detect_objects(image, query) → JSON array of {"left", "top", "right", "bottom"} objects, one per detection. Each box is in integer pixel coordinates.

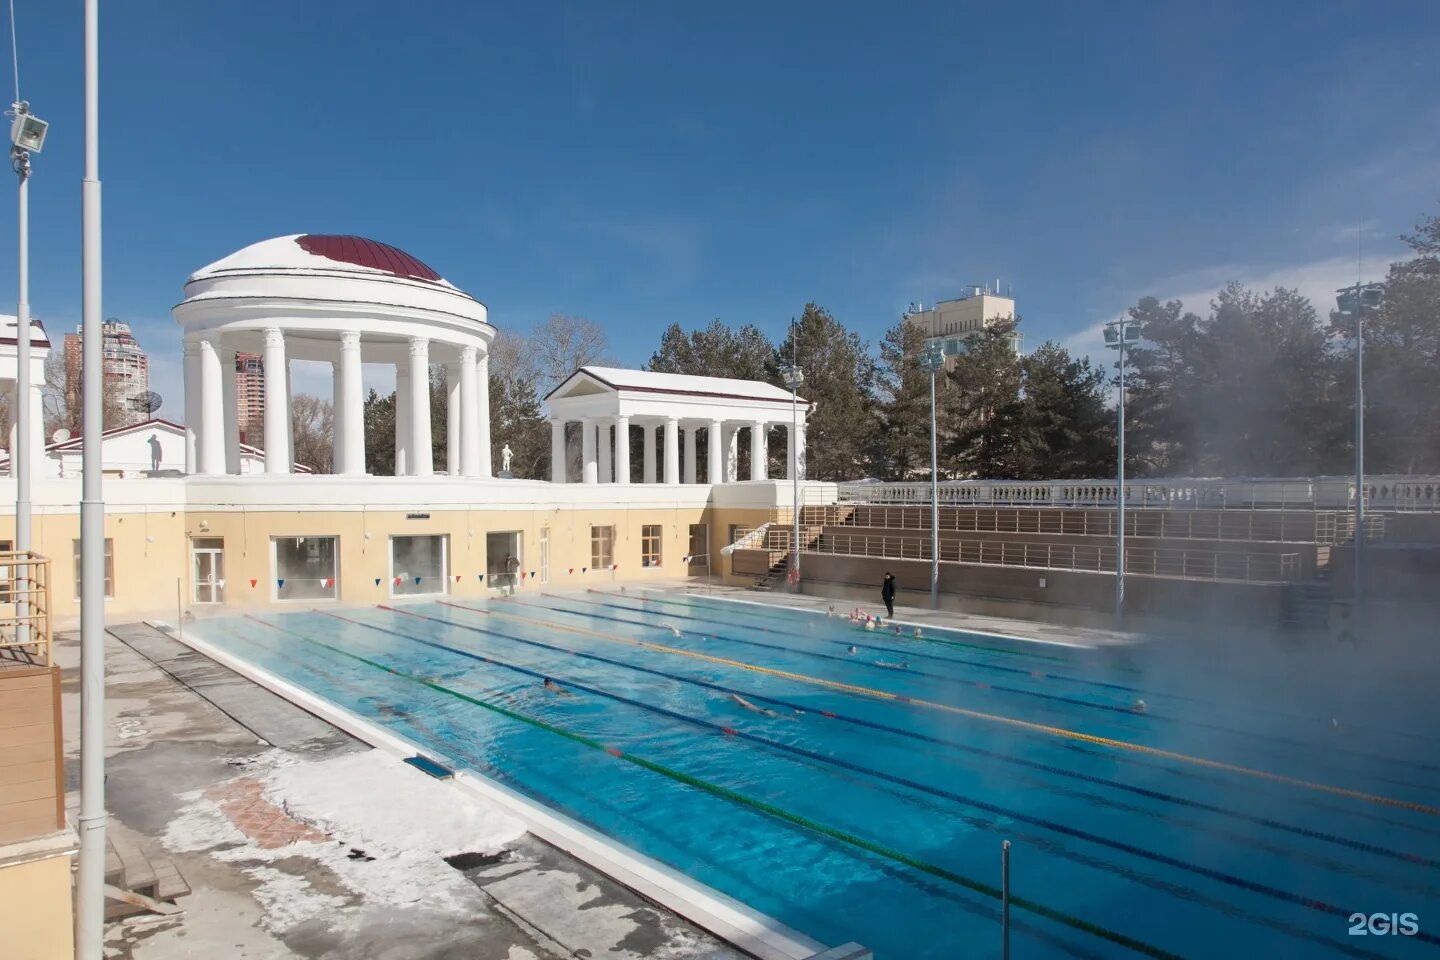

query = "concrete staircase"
[{"left": 104, "top": 830, "right": 190, "bottom": 919}]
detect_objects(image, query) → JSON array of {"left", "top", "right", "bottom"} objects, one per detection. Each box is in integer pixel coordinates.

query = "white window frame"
[
  {"left": 388, "top": 534, "right": 449, "bottom": 599},
  {"left": 72, "top": 538, "right": 115, "bottom": 600},
  {"left": 641, "top": 525, "right": 662, "bottom": 568},
  {"left": 270, "top": 535, "right": 340, "bottom": 603}
]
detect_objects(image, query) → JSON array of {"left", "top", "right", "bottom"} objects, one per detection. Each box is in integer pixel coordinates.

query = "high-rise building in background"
[
  {"left": 234, "top": 351, "right": 266, "bottom": 444},
  {"left": 62, "top": 319, "right": 152, "bottom": 426},
  {"left": 904, "top": 284, "right": 1022, "bottom": 365}
]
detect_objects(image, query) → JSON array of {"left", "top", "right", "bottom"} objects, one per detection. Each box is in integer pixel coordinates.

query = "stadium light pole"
[
  {"left": 1103, "top": 316, "right": 1143, "bottom": 628},
  {"left": 8, "top": 99, "right": 46, "bottom": 644},
  {"left": 1336, "top": 281, "right": 1383, "bottom": 613},
  {"left": 920, "top": 343, "right": 946, "bottom": 609},
  {"left": 76, "top": 1, "right": 107, "bottom": 956},
  {"left": 782, "top": 361, "right": 804, "bottom": 588}
]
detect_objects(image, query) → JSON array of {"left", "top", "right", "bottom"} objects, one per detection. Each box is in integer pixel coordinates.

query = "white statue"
[{"left": 500, "top": 444, "right": 513, "bottom": 473}]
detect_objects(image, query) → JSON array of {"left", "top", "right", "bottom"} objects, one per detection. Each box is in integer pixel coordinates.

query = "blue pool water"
[{"left": 191, "top": 591, "right": 1440, "bottom": 958}]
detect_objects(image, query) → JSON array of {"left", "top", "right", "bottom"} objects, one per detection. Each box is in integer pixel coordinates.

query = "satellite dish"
[
  {"left": 132, "top": 391, "right": 163, "bottom": 415},
  {"left": 51, "top": 428, "right": 71, "bottom": 443}
]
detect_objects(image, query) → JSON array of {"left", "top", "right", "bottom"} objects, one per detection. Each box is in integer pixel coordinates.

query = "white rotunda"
[{"left": 173, "top": 234, "right": 494, "bottom": 478}]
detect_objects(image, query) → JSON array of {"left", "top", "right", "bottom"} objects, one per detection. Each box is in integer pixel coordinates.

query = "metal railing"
[
  {"left": 792, "top": 532, "right": 1300, "bottom": 584},
  {"left": 0, "top": 551, "right": 53, "bottom": 667},
  {"left": 799, "top": 504, "right": 1350, "bottom": 544},
  {"left": 837, "top": 476, "right": 1440, "bottom": 513}
]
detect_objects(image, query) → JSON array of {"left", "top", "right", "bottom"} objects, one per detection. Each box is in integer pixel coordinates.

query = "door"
[
  {"left": 539, "top": 528, "right": 550, "bottom": 584},
  {"left": 192, "top": 537, "right": 226, "bottom": 604}
]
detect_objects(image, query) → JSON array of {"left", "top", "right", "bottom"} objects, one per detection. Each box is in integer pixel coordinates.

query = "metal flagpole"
[
  {"left": 12, "top": 109, "right": 30, "bottom": 643},
  {"left": 76, "top": 0, "right": 107, "bottom": 955}
]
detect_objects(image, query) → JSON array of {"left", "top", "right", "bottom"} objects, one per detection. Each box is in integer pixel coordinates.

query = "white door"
[
  {"left": 192, "top": 538, "right": 226, "bottom": 604},
  {"left": 540, "top": 528, "right": 550, "bottom": 584}
]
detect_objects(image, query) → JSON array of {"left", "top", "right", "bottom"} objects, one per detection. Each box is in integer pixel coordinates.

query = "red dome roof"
[{"left": 294, "top": 234, "right": 443, "bottom": 283}]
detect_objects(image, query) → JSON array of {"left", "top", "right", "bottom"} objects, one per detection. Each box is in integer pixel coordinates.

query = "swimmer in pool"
[
  {"left": 913, "top": 627, "right": 923, "bottom": 639},
  {"left": 658, "top": 622, "right": 681, "bottom": 637},
  {"left": 1130, "top": 698, "right": 1147, "bottom": 714},
  {"left": 847, "top": 645, "right": 859, "bottom": 654},
  {"left": 730, "top": 693, "right": 781, "bottom": 718},
  {"left": 542, "top": 677, "right": 574, "bottom": 696},
  {"left": 874, "top": 659, "right": 909, "bottom": 670}
]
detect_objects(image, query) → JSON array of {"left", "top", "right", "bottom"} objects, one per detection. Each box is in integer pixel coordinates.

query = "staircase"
[
  {"left": 104, "top": 830, "right": 190, "bottom": 919},
  {"left": 751, "top": 521, "right": 824, "bottom": 591}
]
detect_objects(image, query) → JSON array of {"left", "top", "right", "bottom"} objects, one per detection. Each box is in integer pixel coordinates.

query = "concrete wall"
[
  {"left": 0, "top": 851, "right": 75, "bottom": 960},
  {"left": 0, "top": 498, "right": 773, "bottom": 620}
]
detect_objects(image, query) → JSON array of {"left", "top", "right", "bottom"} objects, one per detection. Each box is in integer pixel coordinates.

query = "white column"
[
  {"left": 408, "top": 337, "right": 433, "bottom": 476},
  {"left": 459, "top": 346, "right": 480, "bottom": 477},
  {"left": 724, "top": 425, "right": 739, "bottom": 482},
  {"left": 395, "top": 364, "right": 411, "bottom": 476},
  {"left": 182, "top": 336, "right": 200, "bottom": 474},
  {"left": 262, "top": 328, "right": 290, "bottom": 474},
  {"left": 707, "top": 419, "right": 723, "bottom": 484},
  {"left": 336, "top": 331, "right": 365, "bottom": 475},
  {"left": 476, "top": 350, "right": 492, "bottom": 477},
  {"left": 750, "top": 421, "right": 768, "bottom": 480},
  {"left": 786, "top": 421, "right": 796, "bottom": 481},
  {"left": 285, "top": 359, "right": 295, "bottom": 469},
  {"left": 581, "top": 417, "right": 598, "bottom": 484},
  {"left": 446, "top": 362, "right": 461, "bottom": 475},
  {"left": 23, "top": 383, "right": 41, "bottom": 477},
  {"left": 550, "top": 420, "right": 567, "bottom": 482},
  {"left": 597, "top": 419, "right": 613, "bottom": 483},
  {"left": 193, "top": 334, "right": 222, "bottom": 475},
  {"left": 663, "top": 417, "right": 679, "bottom": 484},
  {"left": 221, "top": 343, "right": 239, "bottom": 474},
  {"left": 797, "top": 422, "right": 807, "bottom": 480},
  {"left": 683, "top": 426, "right": 697, "bottom": 484},
  {"left": 614, "top": 415, "right": 630, "bottom": 484},
  {"left": 642, "top": 423, "right": 656, "bottom": 483}
]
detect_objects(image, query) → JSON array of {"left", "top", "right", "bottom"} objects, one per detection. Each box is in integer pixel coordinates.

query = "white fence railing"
[{"left": 836, "top": 476, "right": 1440, "bottom": 512}]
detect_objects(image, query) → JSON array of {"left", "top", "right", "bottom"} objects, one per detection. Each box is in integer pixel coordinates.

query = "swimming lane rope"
[{"left": 451, "top": 602, "right": 1440, "bottom": 817}]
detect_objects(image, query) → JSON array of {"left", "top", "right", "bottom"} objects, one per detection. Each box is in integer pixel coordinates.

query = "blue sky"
[{"left": 4, "top": 1, "right": 1439, "bottom": 408}]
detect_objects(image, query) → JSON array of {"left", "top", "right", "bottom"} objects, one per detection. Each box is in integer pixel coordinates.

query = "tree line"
[
  {"left": 353, "top": 202, "right": 1440, "bottom": 481},
  {"left": 34, "top": 205, "right": 1433, "bottom": 481}
]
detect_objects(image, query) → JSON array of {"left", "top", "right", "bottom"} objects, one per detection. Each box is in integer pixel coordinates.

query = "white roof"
[
  {"left": 560, "top": 366, "right": 808, "bottom": 405},
  {"left": 0, "top": 313, "right": 51, "bottom": 348}
]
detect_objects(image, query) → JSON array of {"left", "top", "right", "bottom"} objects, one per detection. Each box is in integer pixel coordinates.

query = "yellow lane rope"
[{"left": 458, "top": 602, "right": 1440, "bottom": 817}]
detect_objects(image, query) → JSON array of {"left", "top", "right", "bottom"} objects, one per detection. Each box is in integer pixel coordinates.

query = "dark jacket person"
[{"left": 881, "top": 572, "right": 896, "bottom": 617}]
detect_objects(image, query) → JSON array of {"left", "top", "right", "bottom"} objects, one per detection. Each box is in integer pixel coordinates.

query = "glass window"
[
  {"left": 72, "top": 538, "right": 114, "bottom": 599},
  {"left": 641, "top": 525, "right": 662, "bottom": 567},
  {"left": 590, "top": 525, "right": 615, "bottom": 569},
  {"left": 391, "top": 535, "right": 447, "bottom": 596},
  {"left": 273, "top": 536, "right": 338, "bottom": 601},
  {"left": 728, "top": 525, "right": 752, "bottom": 545}
]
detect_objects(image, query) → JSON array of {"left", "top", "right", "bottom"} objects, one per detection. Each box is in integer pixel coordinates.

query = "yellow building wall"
[
  {"left": 0, "top": 504, "right": 773, "bottom": 620},
  {"left": 0, "top": 852, "right": 75, "bottom": 960}
]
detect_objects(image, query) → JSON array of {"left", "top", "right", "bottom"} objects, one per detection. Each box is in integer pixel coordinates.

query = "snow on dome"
[{"left": 187, "top": 234, "right": 461, "bottom": 292}]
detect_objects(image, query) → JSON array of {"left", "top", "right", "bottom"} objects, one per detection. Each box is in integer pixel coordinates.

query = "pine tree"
[
  {"left": 1015, "top": 342, "right": 1114, "bottom": 478},
  {"left": 775, "top": 304, "right": 879, "bottom": 481},
  {"left": 873, "top": 317, "right": 932, "bottom": 480},
  {"left": 939, "top": 319, "right": 1024, "bottom": 478}
]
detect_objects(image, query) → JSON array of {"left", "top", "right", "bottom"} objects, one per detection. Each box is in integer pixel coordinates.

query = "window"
[
  {"left": 273, "top": 536, "right": 338, "bottom": 601},
  {"left": 72, "top": 538, "right": 114, "bottom": 599},
  {"left": 641, "top": 525, "right": 662, "bottom": 567},
  {"left": 728, "top": 525, "right": 753, "bottom": 546},
  {"left": 539, "top": 528, "right": 550, "bottom": 583},
  {"left": 591, "top": 525, "right": 615, "bottom": 569},
  {"left": 687, "top": 524, "right": 708, "bottom": 570},
  {"left": 0, "top": 539, "right": 11, "bottom": 603},
  {"left": 391, "top": 535, "right": 447, "bottom": 597}
]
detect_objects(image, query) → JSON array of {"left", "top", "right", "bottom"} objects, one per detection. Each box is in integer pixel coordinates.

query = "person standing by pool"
[{"left": 881, "top": 572, "right": 896, "bottom": 618}]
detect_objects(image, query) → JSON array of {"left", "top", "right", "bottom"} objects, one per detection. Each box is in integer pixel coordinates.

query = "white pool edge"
[
  {"left": 155, "top": 620, "right": 828, "bottom": 960},
  {"left": 626, "top": 586, "right": 1101, "bottom": 649}
]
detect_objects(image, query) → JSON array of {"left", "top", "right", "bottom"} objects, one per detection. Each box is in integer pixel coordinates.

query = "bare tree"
[
  {"left": 42, "top": 351, "right": 128, "bottom": 439},
  {"left": 291, "top": 393, "right": 334, "bottom": 473},
  {"left": 532, "top": 314, "right": 612, "bottom": 393}
]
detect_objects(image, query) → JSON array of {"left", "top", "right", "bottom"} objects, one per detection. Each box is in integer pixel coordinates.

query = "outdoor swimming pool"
[{"left": 189, "top": 590, "right": 1440, "bottom": 958}]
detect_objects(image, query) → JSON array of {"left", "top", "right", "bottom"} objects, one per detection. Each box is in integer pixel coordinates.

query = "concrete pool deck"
[{"left": 60, "top": 623, "right": 750, "bottom": 960}]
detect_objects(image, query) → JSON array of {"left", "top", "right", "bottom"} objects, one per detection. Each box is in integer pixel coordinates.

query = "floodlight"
[{"left": 10, "top": 112, "right": 47, "bottom": 153}]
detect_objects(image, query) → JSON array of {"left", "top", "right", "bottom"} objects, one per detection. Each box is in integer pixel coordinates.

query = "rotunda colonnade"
[{"left": 173, "top": 234, "right": 494, "bottom": 477}]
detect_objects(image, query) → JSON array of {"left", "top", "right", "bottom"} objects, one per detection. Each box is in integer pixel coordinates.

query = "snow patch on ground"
[{"left": 161, "top": 748, "right": 527, "bottom": 937}]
